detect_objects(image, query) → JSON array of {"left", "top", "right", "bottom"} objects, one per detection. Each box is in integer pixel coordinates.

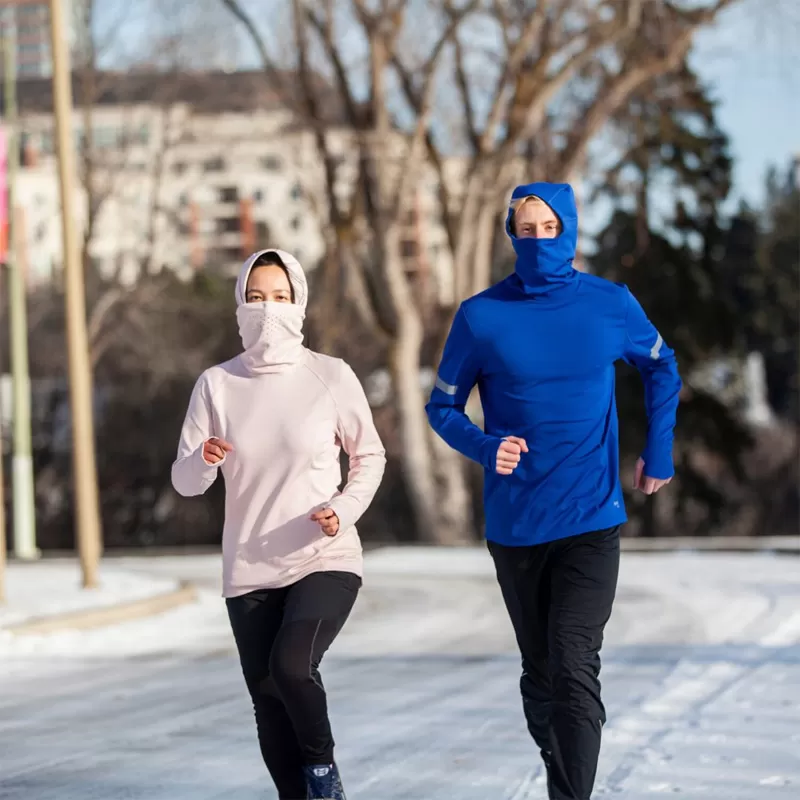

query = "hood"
[
  {"left": 506, "top": 182, "right": 578, "bottom": 295},
  {"left": 235, "top": 248, "right": 309, "bottom": 309},
  {"left": 235, "top": 248, "right": 308, "bottom": 375}
]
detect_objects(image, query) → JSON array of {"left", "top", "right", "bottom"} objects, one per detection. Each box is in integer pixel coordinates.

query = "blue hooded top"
[{"left": 426, "top": 182, "right": 682, "bottom": 546}]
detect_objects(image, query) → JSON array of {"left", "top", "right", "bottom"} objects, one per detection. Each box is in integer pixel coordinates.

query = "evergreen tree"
[
  {"left": 724, "top": 161, "right": 799, "bottom": 423},
  {"left": 591, "top": 60, "right": 752, "bottom": 537}
]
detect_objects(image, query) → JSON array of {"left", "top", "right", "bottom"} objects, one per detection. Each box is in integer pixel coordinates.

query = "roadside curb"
[
  {"left": 619, "top": 536, "right": 799, "bottom": 554},
  {"left": 2, "top": 581, "right": 199, "bottom": 636}
]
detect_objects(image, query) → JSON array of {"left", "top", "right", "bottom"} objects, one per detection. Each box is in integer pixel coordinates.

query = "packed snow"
[
  {"left": 1, "top": 547, "right": 798, "bottom": 798},
  {"left": 0, "top": 560, "right": 178, "bottom": 630}
]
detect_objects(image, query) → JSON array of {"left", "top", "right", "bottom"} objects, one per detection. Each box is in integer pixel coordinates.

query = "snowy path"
[{"left": 1, "top": 549, "right": 799, "bottom": 799}]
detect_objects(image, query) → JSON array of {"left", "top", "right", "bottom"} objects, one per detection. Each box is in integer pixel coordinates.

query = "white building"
[
  {"left": 0, "top": 0, "right": 86, "bottom": 79},
  {"left": 13, "top": 70, "right": 456, "bottom": 296}
]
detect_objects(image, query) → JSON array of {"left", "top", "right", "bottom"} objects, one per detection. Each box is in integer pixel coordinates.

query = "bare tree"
[
  {"left": 71, "top": 0, "right": 240, "bottom": 367},
  {"left": 220, "top": 0, "right": 738, "bottom": 543}
]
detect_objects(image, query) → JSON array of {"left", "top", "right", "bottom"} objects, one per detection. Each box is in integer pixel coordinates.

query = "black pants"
[
  {"left": 226, "top": 570, "right": 361, "bottom": 800},
  {"left": 488, "top": 526, "right": 620, "bottom": 800}
]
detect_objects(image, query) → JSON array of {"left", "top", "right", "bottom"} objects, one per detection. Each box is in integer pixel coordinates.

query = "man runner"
[{"left": 426, "top": 182, "right": 681, "bottom": 799}]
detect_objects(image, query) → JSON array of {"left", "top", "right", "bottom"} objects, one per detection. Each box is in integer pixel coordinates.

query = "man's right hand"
[
  {"left": 203, "top": 437, "right": 234, "bottom": 465},
  {"left": 496, "top": 436, "right": 528, "bottom": 475}
]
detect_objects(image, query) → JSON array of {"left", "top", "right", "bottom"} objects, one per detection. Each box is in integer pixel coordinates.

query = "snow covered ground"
[
  {"left": 0, "top": 561, "right": 178, "bottom": 629},
  {"left": 1, "top": 547, "right": 799, "bottom": 798}
]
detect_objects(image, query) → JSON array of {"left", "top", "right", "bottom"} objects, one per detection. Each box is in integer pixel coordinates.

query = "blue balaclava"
[{"left": 506, "top": 182, "right": 578, "bottom": 293}]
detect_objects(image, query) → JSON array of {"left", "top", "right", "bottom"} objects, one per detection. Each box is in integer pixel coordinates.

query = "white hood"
[
  {"left": 235, "top": 248, "right": 308, "bottom": 309},
  {"left": 235, "top": 249, "right": 308, "bottom": 374}
]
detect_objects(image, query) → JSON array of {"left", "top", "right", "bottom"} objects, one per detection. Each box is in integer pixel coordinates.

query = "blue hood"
[{"left": 506, "top": 182, "right": 578, "bottom": 294}]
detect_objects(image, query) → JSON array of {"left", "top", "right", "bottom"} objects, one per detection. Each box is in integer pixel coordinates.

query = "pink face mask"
[{"left": 235, "top": 249, "right": 308, "bottom": 374}]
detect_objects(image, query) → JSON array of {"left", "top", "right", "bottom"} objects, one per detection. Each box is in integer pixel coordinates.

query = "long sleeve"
[
  {"left": 425, "top": 305, "right": 503, "bottom": 470},
  {"left": 171, "top": 373, "right": 225, "bottom": 497},
  {"left": 621, "top": 288, "right": 682, "bottom": 480},
  {"left": 326, "top": 362, "right": 386, "bottom": 533}
]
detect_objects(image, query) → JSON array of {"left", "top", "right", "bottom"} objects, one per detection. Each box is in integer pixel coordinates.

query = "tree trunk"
[
  {"left": 640, "top": 493, "right": 658, "bottom": 537},
  {"left": 471, "top": 200, "right": 499, "bottom": 297},
  {"left": 388, "top": 313, "right": 442, "bottom": 542},
  {"left": 430, "top": 435, "right": 474, "bottom": 543}
]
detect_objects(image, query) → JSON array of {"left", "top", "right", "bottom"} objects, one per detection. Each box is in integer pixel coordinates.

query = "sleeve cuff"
[
  {"left": 479, "top": 436, "right": 504, "bottom": 472},
  {"left": 200, "top": 440, "right": 226, "bottom": 469},
  {"left": 641, "top": 444, "right": 674, "bottom": 480},
  {"left": 327, "top": 495, "right": 360, "bottom": 534}
]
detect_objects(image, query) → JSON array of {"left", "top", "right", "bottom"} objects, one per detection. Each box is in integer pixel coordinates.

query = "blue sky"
[
  {"left": 690, "top": 0, "right": 799, "bottom": 209},
  {"left": 96, "top": 0, "right": 798, "bottom": 212}
]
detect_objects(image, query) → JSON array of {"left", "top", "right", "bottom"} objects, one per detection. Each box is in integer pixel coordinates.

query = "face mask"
[
  {"left": 507, "top": 213, "right": 578, "bottom": 294},
  {"left": 236, "top": 301, "right": 305, "bottom": 374},
  {"left": 511, "top": 235, "right": 575, "bottom": 277}
]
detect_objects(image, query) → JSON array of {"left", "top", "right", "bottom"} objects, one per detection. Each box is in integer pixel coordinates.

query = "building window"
[
  {"left": 216, "top": 217, "right": 240, "bottom": 234},
  {"left": 218, "top": 187, "right": 238, "bottom": 203},
  {"left": 172, "top": 161, "right": 187, "bottom": 175},
  {"left": 290, "top": 182, "right": 302, "bottom": 201},
  {"left": 260, "top": 155, "right": 282, "bottom": 171},
  {"left": 254, "top": 221, "right": 271, "bottom": 248},
  {"left": 203, "top": 156, "right": 225, "bottom": 172},
  {"left": 290, "top": 216, "right": 301, "bottom": 231},
  {"left": 18, "top": 62, "right": 43, "bottom": 76},
  {"left": 210, "top": 247, "right": 242, "bottom": 264},
  {"left": 253, "top": 189, "right": 264, "bottom": 203},
  {"left": 93, "top": 126, "right": 118, "bottom": 148}
]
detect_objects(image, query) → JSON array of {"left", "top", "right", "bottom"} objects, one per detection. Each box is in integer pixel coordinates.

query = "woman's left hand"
[{"left": 310, "top": 508, "right": 340, "bottom": 536}]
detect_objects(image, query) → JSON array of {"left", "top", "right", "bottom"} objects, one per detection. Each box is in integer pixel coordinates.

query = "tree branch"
[
  {"left": 479, "top": 0, "right": 553, "bottom": 154},
  {"left": 391, "top": 0, "right": 480, "bottom": 215},
  {"left": 555, "top": 3, "right": 729, "bottom": 182},
  {"left": 305, "top": 4, "right": 362, "bottom": 129},
  {"left": 219, "top": 0, "right": 291, "bottom": 104},
  {"left": 453, "top": 33, "right": 479, "bottom": 153},
  {"left": 497, "top": 1, "right": 645, "bottom": 160}
]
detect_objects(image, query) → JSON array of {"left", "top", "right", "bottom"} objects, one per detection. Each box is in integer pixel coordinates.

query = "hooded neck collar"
[
  {"left": 507, "top": 182, "right": 579, "bottom": 297},
  {"left": 235, "top": 249, "right": 309, "bottom": 375}
]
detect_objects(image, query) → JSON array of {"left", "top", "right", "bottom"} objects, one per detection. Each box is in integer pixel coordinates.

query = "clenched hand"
[
  {"left": 633, "top": 458, "right": 672, "bottom": 495},
  {"left": 496, "top": 436, "right": 528, "bottom": 475},
  {"left": 311, "top": 508, "right": 340, "bottom": 536},
  {"left": 203, "top": 437, "right": 234, "bottom": 465}
]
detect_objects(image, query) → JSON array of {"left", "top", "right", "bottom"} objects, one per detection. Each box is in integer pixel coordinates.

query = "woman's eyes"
[{"left": 245, "top": 292, "right": 290, "bottom": 302}]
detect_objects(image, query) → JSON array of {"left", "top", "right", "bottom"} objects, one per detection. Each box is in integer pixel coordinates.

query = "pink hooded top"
[{"left": 171, "top": 249, "right": 386, "bottom": 597}]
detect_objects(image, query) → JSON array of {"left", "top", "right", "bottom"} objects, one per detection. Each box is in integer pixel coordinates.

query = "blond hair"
[
  {"left": 511, "top": 195, "right": 548, "bottom": 213},
  {"left": 509, "top": 195, "right": 561, "bottom": 236}
]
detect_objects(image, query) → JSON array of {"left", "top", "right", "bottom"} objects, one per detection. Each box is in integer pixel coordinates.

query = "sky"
[
  {"left": 689, "top": 0, "right": 800, "bottom": 209},
  {"left": 94, "top": 0, "right": 799, "bottom": 212}
]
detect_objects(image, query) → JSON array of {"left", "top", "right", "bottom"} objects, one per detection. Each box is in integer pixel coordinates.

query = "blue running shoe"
[{"left": 303, "top": 763, "right": 346, "bottom": 800}]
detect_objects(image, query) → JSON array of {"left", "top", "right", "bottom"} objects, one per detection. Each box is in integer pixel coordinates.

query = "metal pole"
[
  {"left": 4, "top": 27, "right": 38, "bottom": 561},
  {"left": 0, "top": 401, "right": 6, "bottom": 602},
  {"left": 49, "top": 0, "right": 102, "bottom": 588},
  {"left": 0, "top": 270, "right": 6, "bottom": 605},
  {"left": 0, "top": 37, "right": 7, "bottom": 604}
]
